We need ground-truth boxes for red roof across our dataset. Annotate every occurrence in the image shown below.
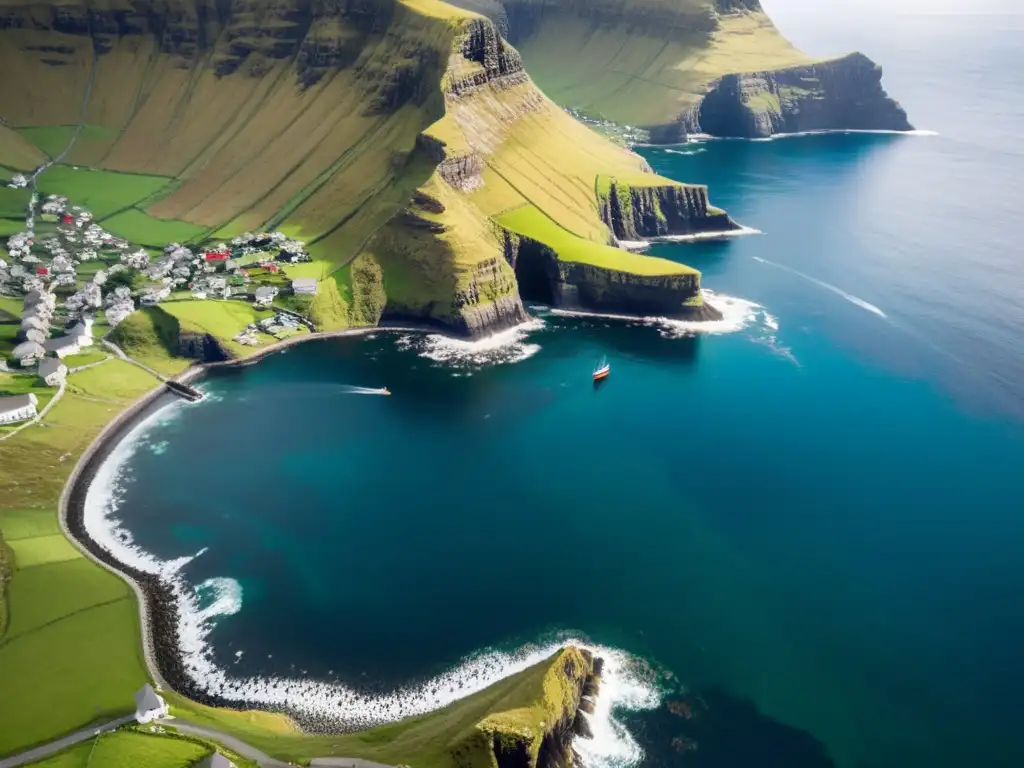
[36,266,49,275]
[204,251,228,261]
[62,215,74,224]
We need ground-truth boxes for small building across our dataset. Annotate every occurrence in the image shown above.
[8,173,28,189]
[253,286,277,306]
[133,683,169,724]
[20,328,47,345]
[43,336,80,359]
[291,277,317,295]
[38,358,67,386]
[0,394,38,424]
[11,341,45,366]
[68,322,93,347]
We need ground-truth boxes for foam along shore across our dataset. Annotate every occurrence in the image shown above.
[672,128,939,144]
[549,288,773,337]
[615,225,763,251]
[66,387,663,759]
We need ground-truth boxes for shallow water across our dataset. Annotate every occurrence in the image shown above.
[85,12,1024,768]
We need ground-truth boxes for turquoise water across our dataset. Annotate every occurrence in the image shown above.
[88,12,1024,768]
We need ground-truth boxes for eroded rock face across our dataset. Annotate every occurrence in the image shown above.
[451,256,528,337]
[659,52,913,140]
[599,182,738,241]
[504,230,721,320]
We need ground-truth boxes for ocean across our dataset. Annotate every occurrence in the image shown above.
[84,12,1024,768]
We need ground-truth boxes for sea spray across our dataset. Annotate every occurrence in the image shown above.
[85,444,664,742]
[396,318,545,369]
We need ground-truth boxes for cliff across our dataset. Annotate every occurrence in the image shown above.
[500,212,721,321]
[484,0,912,140]
[1,0,736,337]
[596,176,737,241]
[656,52,913,141]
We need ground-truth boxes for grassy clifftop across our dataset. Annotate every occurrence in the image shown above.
[491,0,910,138]
[1,0,727,334]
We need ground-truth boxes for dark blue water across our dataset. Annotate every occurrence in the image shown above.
[95,12,1024,768]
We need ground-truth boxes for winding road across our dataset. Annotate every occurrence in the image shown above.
[0,717,397,768]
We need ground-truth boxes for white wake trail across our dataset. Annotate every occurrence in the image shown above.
[752,256,887,318]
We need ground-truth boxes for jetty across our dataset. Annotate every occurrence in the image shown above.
[164,380,203,402]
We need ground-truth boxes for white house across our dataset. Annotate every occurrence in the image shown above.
[291,277,317,295]
[254,286,278,307]
[8,173,28,189]
[43,336,80,359]
[68,322,93,347]
[38,358,67,386]
[12,341,45,366]
[0,394,38,424]
[133,683,169,724]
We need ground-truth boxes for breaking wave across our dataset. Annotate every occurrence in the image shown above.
[753,256,887,318]
[82,408,663,763]
[686,128,938,143]
[395,318,544,369]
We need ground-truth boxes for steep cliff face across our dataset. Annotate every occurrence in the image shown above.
[659,52,913,141]
[598,179,737,241]
[503,229,720,320]
[477,647,602,768]
[483,0,911,141]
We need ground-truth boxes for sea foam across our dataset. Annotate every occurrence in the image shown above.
[85,413,663,764]
[396,318,545,369]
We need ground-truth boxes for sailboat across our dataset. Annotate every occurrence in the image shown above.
[593,356,610,382]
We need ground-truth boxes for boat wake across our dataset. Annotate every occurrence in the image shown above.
[396,318,545,369]
[339,386,390,396]
[752,256,887,318]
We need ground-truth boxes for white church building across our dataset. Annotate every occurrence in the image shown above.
[133,683,169,723]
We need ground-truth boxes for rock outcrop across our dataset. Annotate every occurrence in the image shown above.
[503,230,721,320]
[652,52,913,142]
[598,179,738,241]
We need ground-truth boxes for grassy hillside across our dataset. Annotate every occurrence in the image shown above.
[502,0,809,127]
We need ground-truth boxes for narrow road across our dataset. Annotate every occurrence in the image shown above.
[0,716,133,768]
[167,722,291,767]
[100,338,167,381]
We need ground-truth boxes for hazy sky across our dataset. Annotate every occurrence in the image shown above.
[763,0,1020,14]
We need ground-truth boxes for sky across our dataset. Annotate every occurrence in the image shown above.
[763,0,1020,15]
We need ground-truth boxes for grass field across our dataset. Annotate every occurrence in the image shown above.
[108,309,192,377]
[498,204,696,276]
[0,125,46,170]
[17,125,116,161]
[0,185,31,218]
[0,217,25,236]
[35,166,173,220]
[0,297,24,321]
[159,301,274,357]
[101,208,208,247]
[62,349,109,368]
[0,362,165,757]
[25,729,210,768]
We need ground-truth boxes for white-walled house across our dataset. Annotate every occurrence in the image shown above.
[68,321,93,346]
[0,394,38,424]
[38,358,67,386]
[254,286,278,307]
[12,341,45,366]
[133,683,169,724]
[43,336,80,359]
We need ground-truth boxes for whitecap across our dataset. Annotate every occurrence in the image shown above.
[196,577,243,622]
[663,147,706,156]
[148,440,169,455]
[397,318,545,369]
[650,225,762,243]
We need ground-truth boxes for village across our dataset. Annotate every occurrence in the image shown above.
[1,183,317,426]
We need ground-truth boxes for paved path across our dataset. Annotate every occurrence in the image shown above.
[310,758,395,768]
[167,722,292,767]
[0,716,133,768]
[100,338,167,381]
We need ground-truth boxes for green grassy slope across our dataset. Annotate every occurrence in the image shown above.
[505,1,808,127]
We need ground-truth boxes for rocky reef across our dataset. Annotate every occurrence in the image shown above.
[502,230,721,321]
[654,52,913,141]
[598,179,738,242]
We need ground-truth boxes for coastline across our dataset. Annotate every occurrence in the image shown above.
[57,323,444,727]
